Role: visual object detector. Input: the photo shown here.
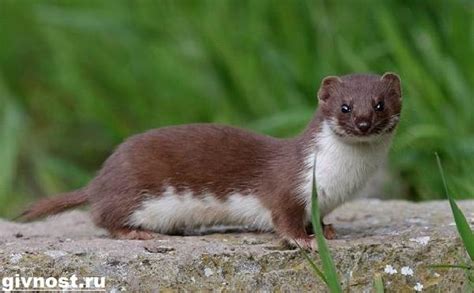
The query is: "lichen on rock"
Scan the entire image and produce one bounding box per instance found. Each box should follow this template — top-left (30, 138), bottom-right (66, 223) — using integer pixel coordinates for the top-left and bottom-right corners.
top-left (0, 199), bottom-right (472, 291)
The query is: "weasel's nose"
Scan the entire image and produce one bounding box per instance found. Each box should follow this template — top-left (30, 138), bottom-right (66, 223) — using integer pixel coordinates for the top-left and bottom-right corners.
top-left (356, 121), bottom-right (371, 133)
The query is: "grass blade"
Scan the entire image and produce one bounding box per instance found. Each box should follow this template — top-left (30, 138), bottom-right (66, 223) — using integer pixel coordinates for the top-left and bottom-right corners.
top-left (373, 273), bottom-right (385, 293)
top-left (295, 240), bottom-right (328, 285)
top-left (311, 160), bottom-right (343, 293)
top-left (435, 153), bottom-right (474, 261)
top-left (428, 264), bottom-right (473, 270)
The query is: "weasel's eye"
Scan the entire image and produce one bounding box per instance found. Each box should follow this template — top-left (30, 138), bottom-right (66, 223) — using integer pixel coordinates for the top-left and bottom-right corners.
top-left (374, 101), bottom-right (384, 112)
top-left (341, 104), bottom-right (351, 113)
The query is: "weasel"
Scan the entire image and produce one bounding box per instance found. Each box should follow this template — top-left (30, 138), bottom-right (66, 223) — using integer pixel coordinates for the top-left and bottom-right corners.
top-left (19, 73), bottom-right (402, 250)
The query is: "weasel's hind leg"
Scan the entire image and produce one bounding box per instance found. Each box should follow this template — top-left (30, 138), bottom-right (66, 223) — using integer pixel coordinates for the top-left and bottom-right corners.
top-left (110, 227), bottom-right (157, 240)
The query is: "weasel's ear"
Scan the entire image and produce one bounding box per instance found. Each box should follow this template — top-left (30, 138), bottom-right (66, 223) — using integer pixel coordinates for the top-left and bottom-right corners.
top-left (381, 72), bottom-right (401, 97)
top-left (317, 76), bottom-right (342, 102)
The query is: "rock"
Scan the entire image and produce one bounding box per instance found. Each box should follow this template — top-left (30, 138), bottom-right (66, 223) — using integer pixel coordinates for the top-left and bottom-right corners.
top-left (0, 199), bottom-right (472, 292)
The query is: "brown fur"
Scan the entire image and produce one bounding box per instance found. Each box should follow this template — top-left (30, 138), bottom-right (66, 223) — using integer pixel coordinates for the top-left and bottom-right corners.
top-left (318, 73), bottom-right (402, 137)
top-left (19, 73), bottom-right (401, 248)
top-left (18, 189), bottom-right (87, 221)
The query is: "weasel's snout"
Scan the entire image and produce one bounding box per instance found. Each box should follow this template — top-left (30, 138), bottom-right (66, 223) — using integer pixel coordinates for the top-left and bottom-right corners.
top-left (355, 120), bottom-right (371, 133)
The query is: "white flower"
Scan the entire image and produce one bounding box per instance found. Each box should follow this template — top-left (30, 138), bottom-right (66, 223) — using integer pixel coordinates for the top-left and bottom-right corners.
top-left (9, 253), bottom-right (23, 264)
top-left (414, 282), bottom-right (423, 291)
top-left (204, 267), bottom-right (214, 277)
top-left (401, 266), bottom-right (414, 276)
top-left (409, 236), bottom-right (430, 246)
top-left (384, 265), bottom-right (397, 275)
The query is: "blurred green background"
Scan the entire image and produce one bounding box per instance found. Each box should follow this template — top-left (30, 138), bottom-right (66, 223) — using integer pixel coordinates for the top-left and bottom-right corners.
top-left (0, 0), bottom-right (472, 218)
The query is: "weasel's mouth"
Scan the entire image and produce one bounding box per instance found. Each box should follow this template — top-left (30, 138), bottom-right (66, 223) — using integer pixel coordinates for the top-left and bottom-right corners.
top-left (348, 124), bottom-right (394, 138)
top-left (328, 118), bottom-right (399, 142)
top-left (329, 115), bottom-right (400, 137)
top-left (354, 127), bottom-right (374, 136)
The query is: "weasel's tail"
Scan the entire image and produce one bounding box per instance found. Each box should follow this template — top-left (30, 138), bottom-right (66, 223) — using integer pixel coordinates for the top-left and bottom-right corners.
top-left (16, 189), bottom-right (88, 221)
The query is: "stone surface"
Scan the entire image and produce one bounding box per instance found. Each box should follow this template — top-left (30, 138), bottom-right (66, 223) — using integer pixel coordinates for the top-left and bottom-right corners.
top-left (0, 199), bottom-right (472, 292)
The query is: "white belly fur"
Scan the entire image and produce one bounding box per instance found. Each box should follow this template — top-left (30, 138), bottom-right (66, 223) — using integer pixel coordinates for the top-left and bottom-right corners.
top-left (300, 121), bottom-right (391, 219)
top-left (127, 186), bottom-right (273, 234)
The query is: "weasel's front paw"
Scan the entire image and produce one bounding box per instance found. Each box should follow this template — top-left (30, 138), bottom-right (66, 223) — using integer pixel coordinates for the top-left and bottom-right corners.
top-left (293, 236), bottom-right (318, 251)
top-left (110, 228), bottom-right (157, 240)
top-left (322, 223), bottom-right (336, 240)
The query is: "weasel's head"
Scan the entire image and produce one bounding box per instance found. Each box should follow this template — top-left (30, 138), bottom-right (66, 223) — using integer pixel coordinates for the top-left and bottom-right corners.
top-left (317, 72), bottom-right (402, 143)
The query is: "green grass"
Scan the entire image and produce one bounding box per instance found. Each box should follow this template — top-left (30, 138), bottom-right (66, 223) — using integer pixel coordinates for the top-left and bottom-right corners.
top-left (310, 162), bottom-right (342, 292)
top-left (429, 153), bottom-right (474, 290)
top-left (373, 274), bottom-right (385, 293)
top-left (297, 159), bottom-right (341, 292)
top-left (436, 153), bottom-right (474, 261)
top-left (0, 0), bottom-right (473, 217)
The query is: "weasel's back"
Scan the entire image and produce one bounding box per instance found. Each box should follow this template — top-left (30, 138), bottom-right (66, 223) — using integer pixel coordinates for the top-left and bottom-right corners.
top-left (97, 124), bottom-right (281, 197)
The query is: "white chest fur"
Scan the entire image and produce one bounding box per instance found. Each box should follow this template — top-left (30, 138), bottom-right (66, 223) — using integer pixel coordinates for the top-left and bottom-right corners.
top-left (301, 121), bottom-right (391, 218)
